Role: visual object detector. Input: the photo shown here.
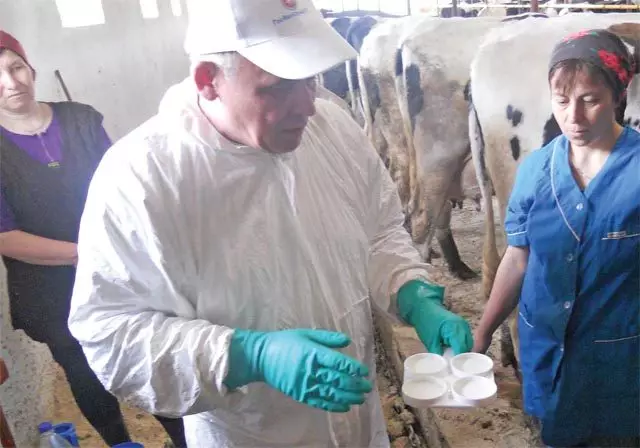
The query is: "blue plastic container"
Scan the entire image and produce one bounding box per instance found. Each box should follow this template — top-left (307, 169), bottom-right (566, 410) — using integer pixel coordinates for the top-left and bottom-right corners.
top-left (37, 422), bottom-right (72, 448)
top-left (53, 422), bottom-right (79, 447)
top-left (111, 443), bottom-right (144, 448)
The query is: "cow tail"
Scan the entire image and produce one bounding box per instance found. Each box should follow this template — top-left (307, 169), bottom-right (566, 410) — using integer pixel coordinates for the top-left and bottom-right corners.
top-left (467, 84), bottom-right (500, 302)
top-left (345, 59), bottom-right (359, 118)
top-left (357, 55), bottom-right (374, 139)
top-left (394, 44), bottom-right (419, 219)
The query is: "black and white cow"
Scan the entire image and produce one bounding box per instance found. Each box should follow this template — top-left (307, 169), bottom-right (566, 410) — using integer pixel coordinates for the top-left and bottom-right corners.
top-left (320, 15), bottom-right (380, 124)
top-left (345, 16), bottom-right (380, 121)
top-left (322, 17), bottom-right (355, 101)
top-left (357, 15), bottom-right (435, 220)
top-left (468, 13), bottom-right (640, 370)
top-left (394, 16), bottom-right (507, 280)
top-left (358, 14), bottom-right (544, 280)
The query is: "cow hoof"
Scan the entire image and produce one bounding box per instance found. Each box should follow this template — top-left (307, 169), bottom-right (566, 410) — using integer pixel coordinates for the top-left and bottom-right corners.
top-left (428, 248), bottom-right (441, 260)
top-left (450, 263), bottom-right (478, 280)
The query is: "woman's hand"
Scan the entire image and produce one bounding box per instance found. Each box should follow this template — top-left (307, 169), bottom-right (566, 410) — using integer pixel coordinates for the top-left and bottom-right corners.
top-left (473, 246), bottom-right (529, 354)
top-left (472, 328), bottom-right (493, 354)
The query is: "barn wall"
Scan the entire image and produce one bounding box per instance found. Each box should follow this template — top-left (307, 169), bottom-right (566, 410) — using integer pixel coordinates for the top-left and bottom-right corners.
top-left (0, 261), bottom-right (57, 447)
top-left (0, 0), bottom-right (190, 141)
top-left (0, 1), bottom-right (191, 443)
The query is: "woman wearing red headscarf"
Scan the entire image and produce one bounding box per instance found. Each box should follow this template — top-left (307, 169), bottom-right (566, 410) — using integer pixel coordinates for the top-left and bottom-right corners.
top-left (0, 30), bottom-right (186, 447)
top-left (473, 28), bottom-right (639, 447)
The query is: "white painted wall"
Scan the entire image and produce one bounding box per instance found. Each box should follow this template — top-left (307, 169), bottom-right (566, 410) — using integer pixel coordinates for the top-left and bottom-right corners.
top-left (0, 0), bottom-right (191, 141)
top-left (0, 1), bottom-right (193, 443)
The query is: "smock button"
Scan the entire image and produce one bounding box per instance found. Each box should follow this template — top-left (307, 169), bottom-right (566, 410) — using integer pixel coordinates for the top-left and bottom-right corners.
top-left (564, 301), bottom-right (572, 309)
top-left (566, 253), bottom-right (574, 262)
top-left (576, 203), bottom-right (584, 211)
top-left (560, 345), bottom-right (565, 352)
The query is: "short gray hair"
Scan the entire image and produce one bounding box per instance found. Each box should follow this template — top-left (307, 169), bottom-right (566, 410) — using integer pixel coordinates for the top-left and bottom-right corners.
top-left (191, 51), bottom-right (239, 78)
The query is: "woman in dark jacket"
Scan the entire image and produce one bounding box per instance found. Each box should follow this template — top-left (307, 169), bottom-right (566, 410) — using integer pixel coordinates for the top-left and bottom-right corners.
top-left (0, 30), bottom-right (186, 447)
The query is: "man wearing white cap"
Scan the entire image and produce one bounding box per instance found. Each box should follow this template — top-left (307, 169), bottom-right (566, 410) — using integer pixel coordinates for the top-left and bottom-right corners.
top-left (68, 0), bottom-right (473, 446)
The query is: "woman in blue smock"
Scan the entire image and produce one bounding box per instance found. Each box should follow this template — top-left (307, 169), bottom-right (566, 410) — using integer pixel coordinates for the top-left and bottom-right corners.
top-left (472, 29), bottom-right (639, 447)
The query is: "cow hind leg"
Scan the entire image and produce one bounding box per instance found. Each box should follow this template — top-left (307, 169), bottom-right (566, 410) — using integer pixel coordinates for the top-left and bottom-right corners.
top-left (412, 206), bottom-right (439, 264)
top-left (414, 229), bottom-right (442, 263)
top-left (481, 190), bottom-right (520, 378)
top-left (410, 198), bottom-right (441, 261)
top-left (403, 212), bottom-right (439, 263)
top-left (436, 227), bottom-right (477, 279)
top-left (434, 201), bottom-right (477, 280)
top-left (428, 248), bottom-right (442, 260)
top-left (499, 319), bottom-right (518, 370)
top-left (480, 183), bottom-right (501, 300)
top-left (498, 315), bottom-right (521, 383)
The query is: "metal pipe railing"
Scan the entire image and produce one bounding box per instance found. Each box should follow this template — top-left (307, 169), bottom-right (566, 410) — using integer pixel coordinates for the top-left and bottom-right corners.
top-left (422, 2), bottom-right (639, 10)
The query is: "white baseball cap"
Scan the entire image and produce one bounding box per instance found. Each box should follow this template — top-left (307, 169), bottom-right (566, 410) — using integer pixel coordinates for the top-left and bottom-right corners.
top-left (184, 0), bottom-right (357, 80)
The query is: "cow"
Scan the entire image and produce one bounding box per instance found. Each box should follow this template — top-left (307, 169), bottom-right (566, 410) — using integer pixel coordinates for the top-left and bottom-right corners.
top-left (320, 15), bottom-right (380, 126)
top-left (345, 16), bottom-right (380, 123)
top-left (357, 15), bottom-right (436, 217)
top-left (393, 16), bottom-right (510, 280)
top-left (357, 14), bottom-right (552, 280)
top-left (435, 2), bottom-right (481, 18)
top-left (468, 13), bottom-right (640, 371)
top-left (357, 14), bottom-right (537, 280)
top-left (321, 17), bottom-right (354, 102)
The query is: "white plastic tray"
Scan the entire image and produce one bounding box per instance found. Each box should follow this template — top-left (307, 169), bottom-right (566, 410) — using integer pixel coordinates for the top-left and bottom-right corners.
top-left (402, 349), bottom-right (498, 409)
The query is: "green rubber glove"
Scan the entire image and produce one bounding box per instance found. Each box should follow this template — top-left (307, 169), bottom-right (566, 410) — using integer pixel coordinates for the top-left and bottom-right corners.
top-left (397, 280), bottom-right (473, 355)
top-left (223, 328), bottom-right (373, 413)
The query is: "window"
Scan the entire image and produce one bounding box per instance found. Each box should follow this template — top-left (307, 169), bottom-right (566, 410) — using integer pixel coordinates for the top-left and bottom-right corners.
top-left (170, 0), bottom-right (183, 16)
top-left (55, 0), bottom-right (105, 28)
top-left (139, 0), bottom-right (159, 19)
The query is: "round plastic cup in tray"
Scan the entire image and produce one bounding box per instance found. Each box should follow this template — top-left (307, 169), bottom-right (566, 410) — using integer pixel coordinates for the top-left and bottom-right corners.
top-left (402, 349), bottom-right (497, 408)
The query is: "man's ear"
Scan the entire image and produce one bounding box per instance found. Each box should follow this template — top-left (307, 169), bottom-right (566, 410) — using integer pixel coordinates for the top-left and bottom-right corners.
top-left (193, 61), bottom-right (221, 101)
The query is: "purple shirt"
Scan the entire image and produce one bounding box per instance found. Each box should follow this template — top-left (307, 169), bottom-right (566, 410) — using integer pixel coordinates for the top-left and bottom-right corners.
top-left (0, 113), bottom-right (112, 232)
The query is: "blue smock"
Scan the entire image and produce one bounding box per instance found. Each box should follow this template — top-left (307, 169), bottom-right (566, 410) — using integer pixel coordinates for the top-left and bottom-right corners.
top-left (504, 127), bottom-right (640, 446)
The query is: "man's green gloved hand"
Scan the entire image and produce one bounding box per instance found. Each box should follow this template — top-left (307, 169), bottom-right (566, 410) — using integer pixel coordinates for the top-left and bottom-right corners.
top-left (223, 328), bottom-right (373, 413)
top-left (397, 279), bottom-right (473, 355)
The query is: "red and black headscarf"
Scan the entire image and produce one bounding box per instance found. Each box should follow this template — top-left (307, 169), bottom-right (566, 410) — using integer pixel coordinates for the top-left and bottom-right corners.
top-left (549, 29), bottom-right (636, 101)
top-left (0, 30), bottom-right (35, 75)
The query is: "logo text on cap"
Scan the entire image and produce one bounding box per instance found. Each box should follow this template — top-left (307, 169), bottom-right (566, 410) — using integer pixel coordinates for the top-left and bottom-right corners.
top-left (282, 0), bottom-right (297, 9)
top-left (273, 8), bottom-right (307, 25)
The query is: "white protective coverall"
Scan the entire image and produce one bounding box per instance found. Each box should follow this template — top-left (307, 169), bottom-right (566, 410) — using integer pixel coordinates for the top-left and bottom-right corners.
top-left (69, 77), bottom-right (432, 447)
